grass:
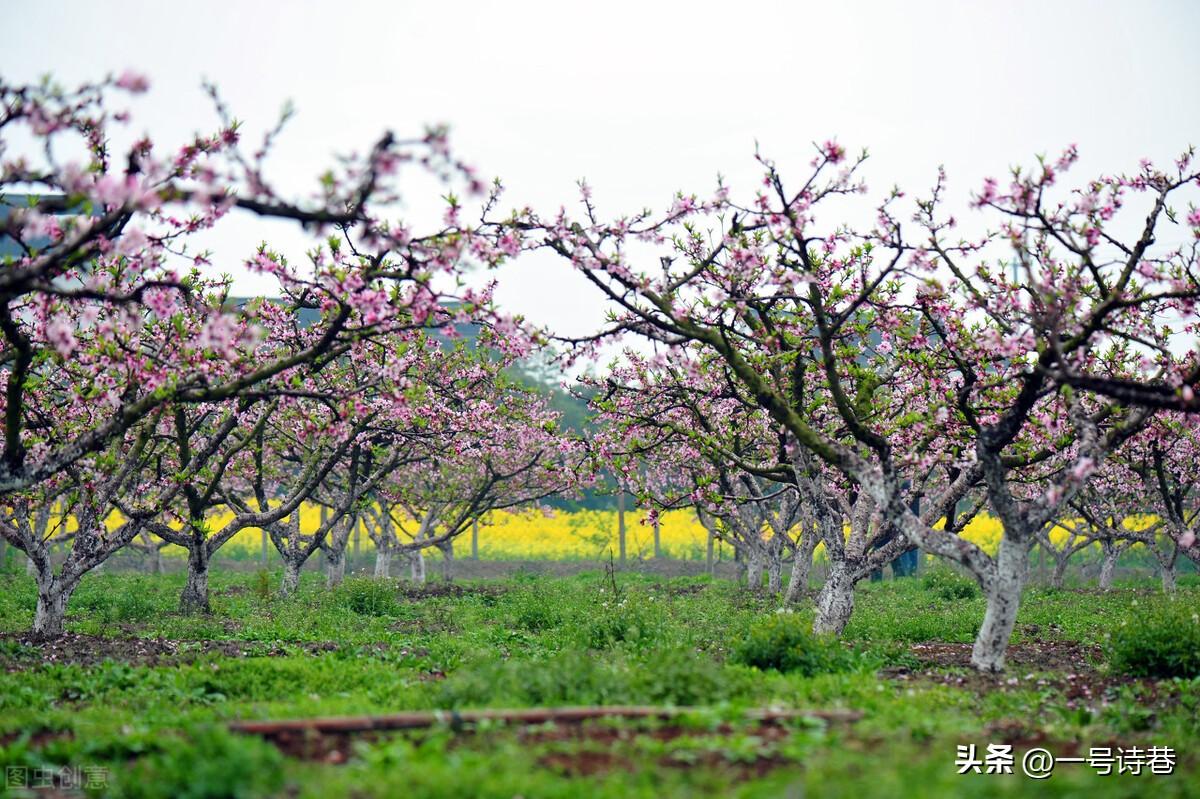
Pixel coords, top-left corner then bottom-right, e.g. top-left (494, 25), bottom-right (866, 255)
top-left (0, 567), bottom-right (1197, 797)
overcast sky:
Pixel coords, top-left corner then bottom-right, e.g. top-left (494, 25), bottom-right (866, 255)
top-left (2, 0), bottom-right (1198, 339)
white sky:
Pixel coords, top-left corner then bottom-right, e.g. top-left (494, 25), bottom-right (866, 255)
top-left (2, 0), bottom-right (1198, 340)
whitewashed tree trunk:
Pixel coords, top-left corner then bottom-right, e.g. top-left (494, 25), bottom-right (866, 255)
top-left (783, 532), bottom-right (819, 605)
top-left (813, 559), bottom-right (856, 635)
top-left (1098, 541), bottom-right (1118, 590)
top-left (180, 544), bottom-right (211, 613)
top-left (33, 572), bottom-right (78, 637)
top-left (374, 547), bottom-right (392, 579)
top-left (411, 548), bottom-right (426, 584)
top-left (745, 545), bottom-right (764, 591)
top-left (1160, 561), bottom-right (1177, 592)
top-left (970, 534), bottom-right (1030, 672)
top-left (326, 549), bottom-right (346, 588)
top-left (765, 538), bottom-right (784, 594)
top-left (280, 557), bottom-right (302, 597)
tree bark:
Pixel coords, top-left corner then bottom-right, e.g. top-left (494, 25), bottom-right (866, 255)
top-left (439, 540), bottom-right (454, 582)
top-left (411, 548), bottom-right (426, 584)
top-left (1050, 554), bottom-right (1069, 589)
top-left (374, 547), bottom-right (391, 579)
top-left (1098, 541), bottom-right (1118, 590)
top-left (970, 534), bottom-right (1030, 673)
top-left (765, 544), bottom-right (783, 594)
top-left (180, 544), bottom-right (211, 614)
top-left (813, 559), bottom-right (856, 635)
top-left (326, 549), bottom-right (346, 589)
top-left (280, 557), bottom-right (302, 597)
top-left (148, 544), bottom-right (163, 575)
top-left (1160, 561), bottom-right (1177, 592)
top-left (745, 545), bottom-right (764, 591)
top-left (783, 533), bottom-right (819, 605)
top-left (33, 572), bottom-right (78, 637)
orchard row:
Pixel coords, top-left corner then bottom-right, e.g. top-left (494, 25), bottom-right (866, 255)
top-left (1, 74), bottom-right (1198, 672)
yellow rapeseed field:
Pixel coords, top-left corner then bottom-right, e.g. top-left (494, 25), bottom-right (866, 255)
top-left (68, 505), bottom-right (1153, 561)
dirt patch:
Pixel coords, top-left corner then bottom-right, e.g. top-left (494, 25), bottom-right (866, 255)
top-left (396, 583), bottom-right (507, 600)
top-left (389, 616), bottom-right (459, 635)
top-left (252, 714), bottom-right (813, 783)
top-left (0, 632), bottom-right (339, 670)
top-left (661, 583), bottom-right (709, 597)
top-left (0, 727), bottom-right (74, 749)
top-left (878, 638), bottom-right (1182, 710)
top-left (904, 639), bottom-right (1103, 672)
top-left (539, 749), bottom-right (635, 776)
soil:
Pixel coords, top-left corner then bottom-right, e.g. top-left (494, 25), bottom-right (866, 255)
top-left (395, 583), bottom-right (507, 600)
top-left (0, 631), bottom-right (339, 670)
top-left (251, 715), bottom-right (811, 781)
top-left (878, 636), bottom-right (1178, 712)
top-left (905, 638), bottom-right (1103, 672)
top-left (0, 726), bottom-right (74, 748)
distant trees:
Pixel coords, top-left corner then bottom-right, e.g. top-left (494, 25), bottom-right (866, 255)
top-left (514, 140), bottom-right (1200, 670)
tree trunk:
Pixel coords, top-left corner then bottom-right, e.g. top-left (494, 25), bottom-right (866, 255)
top-left (1160, 560), bottom-right (1177, 592)
top-left (374, 547), bottom-right (391, 579)
top-left (33, 572), bottom-right (78, 638)
top-left (26, 556), bottom-right (37, 576)
top-left (745, 546), bottom-right (764, 591)
top-left (440, 540), bottom-right (454, 582)
top-left (706, 530), bottom-right (714, 576)
top-left (326, 549), bottom-right (346, 589)
top-left (1050, 555), bottom-right (1069, 589)
top-left (813, 559), bottom-right (856, 635)
top-left (280, 557), bottom-right (302, 597)
top-left (180, 545), bottom-right (211, 614)
top-left (471, 518), bottom-right (479, 560)
top-left (766, 546), bottom-right (783, 594)
top-left (1098, 542), bottom-right (1117, 590)
top-left (411, 548), bottom-right (426, 584)
top-left (783, 534), bottom-right (818, 605)
top-left (970, 534), bottom-right (1029, 673)
top-left (653, 518), bottom-right (662, 559)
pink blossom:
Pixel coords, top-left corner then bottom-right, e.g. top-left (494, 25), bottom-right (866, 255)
top-left (45, 316), bottom-right (78, 359)
top-left (822, 140), bottom-right (846, 164)
top-left (115, 70), bottom-right (150, 93)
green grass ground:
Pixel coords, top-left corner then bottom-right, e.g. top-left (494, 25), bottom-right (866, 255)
top-left (0, 568), bottom-right (1197, 798)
